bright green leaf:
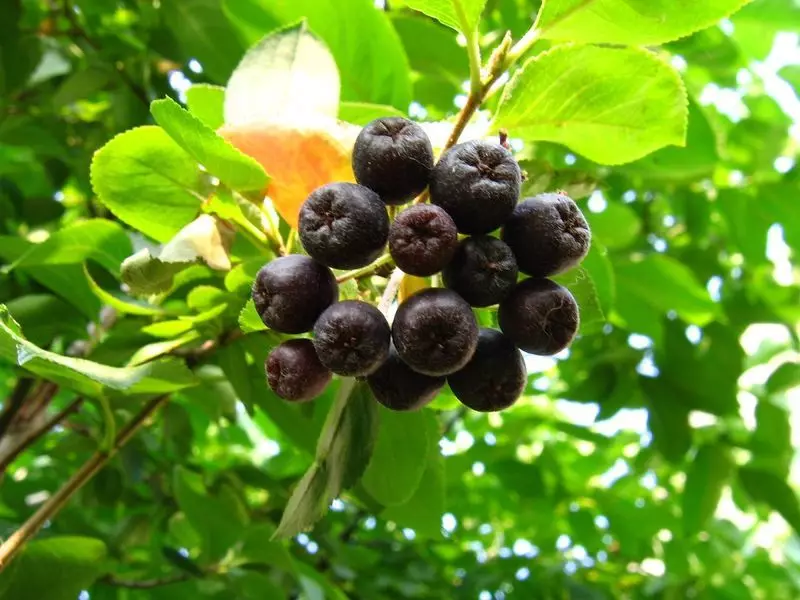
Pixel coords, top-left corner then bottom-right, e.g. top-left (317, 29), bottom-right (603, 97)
top-left (0, 304), bottom-right (195, 397)
top-left (0, 537), bottom-right (107, 600)
top-left (338, 102), bottom-right (406, 125)
top-left (90, 126), bottom-right (203, 243)
top-left (493, 45), bottom-right (688, 165)
top-left (552, 264), bottom-right (605, 334)
top-left (186, 83), bottom-right (226, 130)
top-left (535, 0), bottom-right (752, 46)
top-left (584, 203), bottom-right (641, 250)
top-left (361, 407), bottom-right (431, 507)
top-left (403, 0), bottom-right (487, 33)
top-left (683, 443), bottom-right (734, 536)
top-left (151, 96), bottom-right (268, 191)
top-left (84, 265), bottom-right (167, 316)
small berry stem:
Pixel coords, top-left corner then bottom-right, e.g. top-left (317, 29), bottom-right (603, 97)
top-left (377, 267), bottom-right (406, 316)
top-left (335, 253), bottom-right (394, 284)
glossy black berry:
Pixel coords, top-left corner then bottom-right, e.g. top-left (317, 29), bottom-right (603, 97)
top-left (442, 236), bottom-right (518, 307)
top-left (502, 193), bottom-right (591, 277)
top-left (266, 339), bottom-right (331, 402)
top-left (498, 278), bottom-right (579, 355)
top-left (352, 117), bottom-right (434, 205)
top-left (392, 288), bottom-right (478, 377)
top-left (252, 255), bottom-right (338, 334)
top-left (299, 182), bottom-right (389, 269)
top-left (367, 344), bottom-right (445, 411)
top-left (448, 328), bottom-right (526, 412)
top-left (313, 300), bottom-right (391, 376)
top-left (389, 204), bottom-right (458, 277)
top-left (430, 140), bottom-right (521, 234)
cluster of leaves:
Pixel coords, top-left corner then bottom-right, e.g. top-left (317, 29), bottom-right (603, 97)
top-left (1, 0), bottom-right (800, 598)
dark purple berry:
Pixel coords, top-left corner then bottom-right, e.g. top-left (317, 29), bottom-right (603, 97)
top-left (498, 278), bottom-right (579, 355)
top-left (430, 140), bottom-right (521, 234)
top-left (266, 339), bottom-right (331, 402)
top-left (252, 255), bottom-right (338, 334)
top-left (389, 204), bottom-right (458, 277)
top-left (502, 193), bottom-right (591, 277)
top-left (442, 235), bottom-right (518, 307)
top-left (392, 288), bottom-right (478, 377)
top-left (299, 182), bottom-right (389, 269)
top-left (352, 117), bottom-right (434, 205)
top-left (367, 344), bottom-right (444, 411)
top-left (448, 328), bottom-right (526, 412)
top-left (313, 300), bottom-right (391, 376)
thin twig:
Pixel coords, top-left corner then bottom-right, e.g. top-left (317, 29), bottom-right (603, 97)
top-left (0, 378), bottom-right (34, 439)
top-left (0, 394), bottom-right (171, 570)
top-left (336, 254), bottom-right (393, 284)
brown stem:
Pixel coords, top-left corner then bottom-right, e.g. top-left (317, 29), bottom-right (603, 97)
top-left (0, 397), bottom-right (85, 475)
top-left (0, 378), bottom-right (34, 439)
top-left (0, 394), bottom-right (171, 571)
top-left (99, 572), bottom-right (191, 589)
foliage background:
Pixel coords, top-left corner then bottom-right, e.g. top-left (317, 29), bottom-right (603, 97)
top-left (1, 0), bottom-right (800, 598)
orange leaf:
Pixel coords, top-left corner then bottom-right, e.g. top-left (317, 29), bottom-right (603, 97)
top-left (219, 123), bottom-right (356, 229)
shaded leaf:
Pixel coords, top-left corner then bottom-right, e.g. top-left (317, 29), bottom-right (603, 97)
top-left (683, 443), bottom-right (733, 536)
top-left (739, 466), bottom-right (800, 536)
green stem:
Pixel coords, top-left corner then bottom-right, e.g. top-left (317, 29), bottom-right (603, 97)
top-left (453, 0), bottom-right (483, 95)
top-left (505, 25), bottom-right (541, 67)
top-left (336, 254), bottom-right (393, 283)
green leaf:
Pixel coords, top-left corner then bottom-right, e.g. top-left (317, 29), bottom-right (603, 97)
top-left (151, 97), bottom-right (268, 192)
top-left (766, 361), bottom-right (800, 396)
top-left (84, 265), bottom-right (167, 316)
top-left (5, 294), bottom-right (86, 346)
top-left (751, 401), bottom-right (792, 477)
top-left (91, 126), bottom-right (203, 243)
top-left (739, 466), bottom-right (800, 535)
top-left (584, 203), bottom-right (641, 250)
top-left (0, 537), bottom-right (107, 600)
top-left (361, 407), bottom-right (432, 507)
top-left (160, 0), bottom-right (245, 83)
top-left (320, 379), bottom-right (380, 493)
top-left (224, 21), bottom-right (340, 125)
top-left (7, 219), bottom-right (132, 274)
top-left (173, 466), bottom-right (249, 559)
top-left (239, 300), bottom-right (266, 333)
top-left (186, 84), bottom-right (226, 129)
top-left (273, 463), bottom-right (329, 539)
top-left (0, 304), bottom-right (195, 397)
top-left (614, 255), bottom-right (718, 325)
top-left (535, 0), bottom-right (752, 46)
top-left (552, 264), bottom-right (605, 335)
top-left (225, 0), bottom-right (412, 110)
top-left (218, 340), bottom-right (255, 411)
top-left (382, 412), bottom-right (444, 537)
top-left (403, 0), bottom-right (487, 33)
top-left (493, 45), bottom-right (688, 165)
top-left (121, 215), bottom-right (234, 295)
top-left (683, 443), bottom-right (734, 536)
top-left (643, 378), bottom-right (691, 463)
top-left (338, 102), bottom-right (406, 125)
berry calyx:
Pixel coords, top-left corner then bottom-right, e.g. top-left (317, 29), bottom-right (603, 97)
top-left (252, 255), bottom-right (338, 334)
top-left (430, 140), bottom-right (521, 234)
top-left (498, 278), bottom-right (579, 355)
top-left (442, 235), bottom-right (518, 307)
top-left (502, 192), bottom-right (591, 277)
top-left (392, 288), bottom-right (479, 376)
top-left (367, 344), bottom-right (445, 411)
top-left (352, 116), bottom-right (434, 205)
top-left (266, 339), bottom-right (331, 402)
top-left (313, 300), bottom-right (391, 376)
top-left (389, 204), bottom-right (458, 277)
top-left (299, 182), bottom-right (389, 269)
top-left (448, 328), bottom-right (526, 412)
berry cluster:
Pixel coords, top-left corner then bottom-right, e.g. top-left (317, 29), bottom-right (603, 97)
top-left (253, 116), bottom-right (591, 413)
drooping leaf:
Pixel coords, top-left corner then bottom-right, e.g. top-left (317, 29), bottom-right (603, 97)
top-left (614, 255), bottom-right (718, 325)
top-left (151, 97), bottom-right (268, 192)
top-left (361, 407), bottom-right (432, 507)
top-left (273, 463), bottom-right (329, 539)
top-left (534, 0), bottom-right (752, 46)
top-left (493, 45), bottom-right (688, 165)
top-left (739, 466), bottom-right (800, 536)
top-left (186, 84), bottom-right (226, 130)
top-left (0, 304), bottom-right (195, 397)
top-left (403, 0), bottom-right (488, 33)
top-left (90, 126), bottom-right (203, 242)
top-left (0, 537), bottom-right (107, 600)
top-left (121, 215), bottom-right (235, 295)
top-left (84, 265), bottom-right (168, 316)
top-left (683, 443), bottom-right (734, 536)
top-left (766, 361), bottom-right (800, 396)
